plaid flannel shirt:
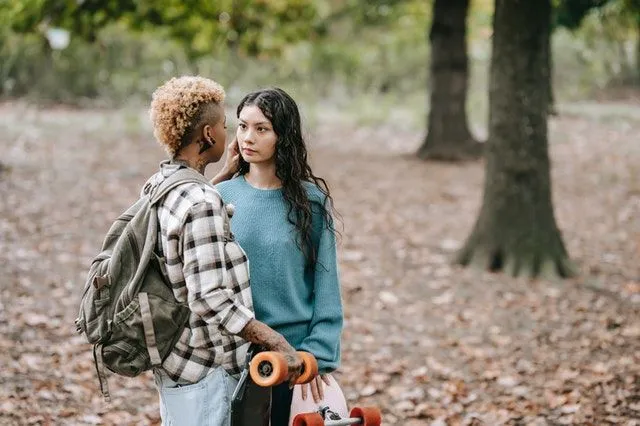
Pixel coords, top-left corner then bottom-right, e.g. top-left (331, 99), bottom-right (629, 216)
top-left (147, 163), bottom-right (254, 383)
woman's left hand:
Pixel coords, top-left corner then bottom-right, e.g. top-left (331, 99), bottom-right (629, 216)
top-left (300, 374), bottom-right (332, 403)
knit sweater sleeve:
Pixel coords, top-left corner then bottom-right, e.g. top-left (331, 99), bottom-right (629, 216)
top-left (299, 209), bottom-right (344, 373)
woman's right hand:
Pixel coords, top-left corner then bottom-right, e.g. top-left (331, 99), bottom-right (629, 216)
top-left (211, 138), bottom-right (240, 185)
top-left (222, 137), bottom-right (240, 176)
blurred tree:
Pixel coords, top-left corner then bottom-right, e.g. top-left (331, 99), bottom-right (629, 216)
top-left (456, 0), bottom-right (576, 279)
top-left (636, 3), bottom-right (640, 80)
top-left (416, 0), bottom-right (482, 161)
top-left (556, 0), bottom-right (640, 82)
top-left (0, 0), bottom-right (319, 58)
top-left (556, 0), bottom-right (611, 28)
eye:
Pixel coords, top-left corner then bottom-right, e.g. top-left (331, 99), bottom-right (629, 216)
top-left (238, 123), bottom-right (247, 130)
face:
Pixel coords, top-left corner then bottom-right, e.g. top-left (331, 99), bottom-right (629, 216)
top-left (237, 105), bottom-right (277, 166)
top-left (203, 105), bottom-right (228, 163)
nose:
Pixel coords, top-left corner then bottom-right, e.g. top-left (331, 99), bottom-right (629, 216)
top-left (240, 128), bottom-right (255, 145)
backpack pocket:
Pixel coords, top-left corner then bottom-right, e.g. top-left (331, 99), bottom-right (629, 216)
top-left (102, 291), bottom-right (190, 377)
top-left (77, 257), bottom-right (113, 344)
top-left (102, 340), bottom-right (147, 377)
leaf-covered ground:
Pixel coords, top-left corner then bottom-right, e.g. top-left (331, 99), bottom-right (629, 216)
top-left (0, 99), bottom-right (638, 425)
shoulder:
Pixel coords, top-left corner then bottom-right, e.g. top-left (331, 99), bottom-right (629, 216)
top-left (303, 181), bottom-right (328, 205)
top-left (215, 176), bottom-right (244, 202)
top-left (163, 181), bottom-right (224, 218)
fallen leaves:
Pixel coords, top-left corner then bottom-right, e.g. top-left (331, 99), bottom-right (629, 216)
top-left (1, 103), bottom-right (639, 424)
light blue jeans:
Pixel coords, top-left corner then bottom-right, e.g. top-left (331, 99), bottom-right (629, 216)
top-left (154, 368), bottom-right (239, 426)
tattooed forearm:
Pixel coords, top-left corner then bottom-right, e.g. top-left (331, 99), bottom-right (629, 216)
top-left (239, 319), bottom-right (303, 379)
top-left (238, 319), bottom-right (293, 352)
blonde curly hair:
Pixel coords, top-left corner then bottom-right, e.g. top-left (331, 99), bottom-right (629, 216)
top-left (149, 76), bottom-right (225, 157)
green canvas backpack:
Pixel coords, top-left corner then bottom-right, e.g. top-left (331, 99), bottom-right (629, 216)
top-left (75, 165), bottom-right (212, 401)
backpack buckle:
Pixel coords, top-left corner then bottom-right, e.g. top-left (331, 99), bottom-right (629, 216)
top-left (225, 203), bottom-right (235, 218)
top-left (143, 181), bottom-right (157, 198)
top-left (74, 317), bottom-right (85, 334)
top-left (93, 274), bottom-right (110, 290)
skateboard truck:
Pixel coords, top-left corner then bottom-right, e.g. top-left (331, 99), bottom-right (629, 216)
top-left (318, 405), bottom-right (342, 420)
top-left (293, 406), bottom-right (382, 426)
top-left (231, 344), bottom-right (259, 408)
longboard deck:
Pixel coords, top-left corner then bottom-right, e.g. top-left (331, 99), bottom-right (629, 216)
top-left (289, 375), bottom-right (348, 425)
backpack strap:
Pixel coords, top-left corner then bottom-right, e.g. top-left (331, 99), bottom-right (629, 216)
top-left (145, 167), bottom-right (232, 238)
top-left (144, 167), bottom-right (212, 206)
top-left (93, 343), bottom-right (111, 402)
top-left (139, 292), bottom-right (163, 366)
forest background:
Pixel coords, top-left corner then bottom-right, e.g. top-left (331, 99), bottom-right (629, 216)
top-left (0, 0), bottom-right (639, 425)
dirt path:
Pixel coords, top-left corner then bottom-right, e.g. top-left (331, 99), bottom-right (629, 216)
top-left (0, 102), bottom-right (638, 425)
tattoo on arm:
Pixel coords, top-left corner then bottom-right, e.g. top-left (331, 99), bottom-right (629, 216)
top-left (238, 319), bottom-right (291, 352)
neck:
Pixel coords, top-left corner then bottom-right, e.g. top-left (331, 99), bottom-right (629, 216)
top-left (174, 146), bottom-right (207, 174)
top-left (245, 163), bottom-right (281, 189)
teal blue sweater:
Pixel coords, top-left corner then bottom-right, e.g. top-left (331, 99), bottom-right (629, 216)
top-left (216, 176), bottom-right (343, 373)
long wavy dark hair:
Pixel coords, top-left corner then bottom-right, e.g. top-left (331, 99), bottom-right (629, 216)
top-left (236, 87), bottom-right (337, 269)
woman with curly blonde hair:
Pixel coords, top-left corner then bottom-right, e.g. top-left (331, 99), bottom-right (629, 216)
top-left (146, 76), bottom-right (302, 426)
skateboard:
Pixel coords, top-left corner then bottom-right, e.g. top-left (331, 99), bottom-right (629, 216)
top-left (230, 346), bottom-right (319, 425)
top-left (233, 347), bottom-right (382, 426)
top-left (245, 351), bottom-right (382, 426)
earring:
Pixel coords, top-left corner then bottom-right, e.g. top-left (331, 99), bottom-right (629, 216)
top-left (198, 138), bottom-right (211, 154)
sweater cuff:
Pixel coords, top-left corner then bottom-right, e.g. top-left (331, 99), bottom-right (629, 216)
top-left (298, 342), bottom-right (340, 374)
top-left (317, 359), bottom-right (339, 375)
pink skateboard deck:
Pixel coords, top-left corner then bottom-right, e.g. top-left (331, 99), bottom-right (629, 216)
top-left (288, 375), bottom-right (348, 425)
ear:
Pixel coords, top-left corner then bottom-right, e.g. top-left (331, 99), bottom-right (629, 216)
top-left (202, 124), bottom-right (215, 144)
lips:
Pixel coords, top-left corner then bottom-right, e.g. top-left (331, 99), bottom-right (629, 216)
top-left (242, 148), bottom-right (256, 155)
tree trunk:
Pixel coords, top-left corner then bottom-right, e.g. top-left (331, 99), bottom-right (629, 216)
top-left (636, 15), bottom-right (640, 83)
top-left (455, 0), bottom-right (576, 279)
top-left (543, 21), bottom-right (557, 115)
top-left (417, 0), bottom-right (482, 161)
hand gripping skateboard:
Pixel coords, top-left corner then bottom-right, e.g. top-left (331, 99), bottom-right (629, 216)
top-left (232, 347), bottom-right (382, 426)
top-left (230, 346), bottom-right (319, 422)
top-left (247, 351), bottom-right (382, 426)
top-left (249, 350), bottom-right (319, 386)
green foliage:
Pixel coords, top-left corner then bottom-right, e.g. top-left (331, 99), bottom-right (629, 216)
top-left (555, 0), bottom-right (640, 29)
top-left (556, 0), bottom-right (612, 29)
top-left (0, 24), bottom-right (193, 105)
top-left (0, 0), bottom-right (637, 111)
top-left (1, 0), bottom-right (320, 58)
top-left (553, 0), bottom-right (639, 89)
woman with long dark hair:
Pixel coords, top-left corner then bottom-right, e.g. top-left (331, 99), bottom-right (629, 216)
top-left (216, 87), bottom-right (343, 425)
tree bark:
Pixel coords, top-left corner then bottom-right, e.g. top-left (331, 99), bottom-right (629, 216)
top-left (417, 0), bottom-right (482, 162)
top-left (543, 19), bottom-right (557, 115)
top-left (636, 15), bottom-right (640, 83)
top-left (455, 0), bottom-right (576, 279)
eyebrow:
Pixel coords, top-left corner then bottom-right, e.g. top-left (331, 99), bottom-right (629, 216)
top-left (239, 119), bottom-right (271, 126)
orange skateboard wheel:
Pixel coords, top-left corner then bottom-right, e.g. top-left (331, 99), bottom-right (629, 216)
top-left (350, 406), bottom-right (382, 426)
top-left (249, 351), bottom-right (288, 387)
top-left (292, 413), bottom-right (324, 426)
top-left (296, 352), bottom-right (319, 384)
